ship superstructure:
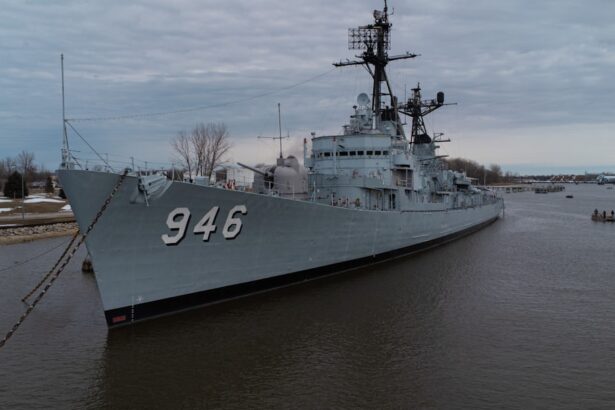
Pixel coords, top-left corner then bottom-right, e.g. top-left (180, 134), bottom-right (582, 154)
top-left (306, 83), bottom-right (483, 212)
top-left (58, 2), bottom-right (503, 326)
top-left (293, 1), bottom-right (490, 213)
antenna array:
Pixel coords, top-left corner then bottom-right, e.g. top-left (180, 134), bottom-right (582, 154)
top-left (348, 28), bottom-right (390, 50)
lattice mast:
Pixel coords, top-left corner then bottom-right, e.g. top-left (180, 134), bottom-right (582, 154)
top-left (398, 84), bottom-right (455, 144)
top-left (334, 1), bottom-right (417, 133)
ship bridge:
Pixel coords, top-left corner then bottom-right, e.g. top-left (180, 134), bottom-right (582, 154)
top-left (305, 94), bottom-right (422, 211)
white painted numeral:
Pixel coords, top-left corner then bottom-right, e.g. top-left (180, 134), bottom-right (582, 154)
top-left (222, 205), bottom-right (247, 240)
top-left (163, 205), bottom-right (247, 245)
top-left (162, 207), bottom-right (191, 245)
top-left (193, 206), bottom-right (219, 241)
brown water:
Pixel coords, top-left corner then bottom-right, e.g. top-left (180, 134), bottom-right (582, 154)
top-left (1, 184), bottom-right (614, 409)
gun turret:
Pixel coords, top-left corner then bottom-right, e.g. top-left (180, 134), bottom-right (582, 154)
top-left (237, 162), bottom-right (267, 176)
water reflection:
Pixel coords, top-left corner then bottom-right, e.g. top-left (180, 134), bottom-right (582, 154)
top-left (3, 185), bottom-right (615, 408)
top-left (97, 253), bottom-right (462, 408)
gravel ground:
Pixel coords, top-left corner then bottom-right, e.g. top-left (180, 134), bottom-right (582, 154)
top-left (0, 223), bottom-right (78, 244)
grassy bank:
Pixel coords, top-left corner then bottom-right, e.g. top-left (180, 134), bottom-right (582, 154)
top-left (0, 193), bottom-right (70, 216)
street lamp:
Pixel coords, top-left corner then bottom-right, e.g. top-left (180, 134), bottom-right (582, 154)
top-left (21, 168), bottom-right (25, 220)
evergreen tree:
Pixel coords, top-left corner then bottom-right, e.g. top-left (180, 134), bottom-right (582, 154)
top-left (45, 175), bottom-right (55, 193)
top-left (3, 171), bottom-right (28, 199)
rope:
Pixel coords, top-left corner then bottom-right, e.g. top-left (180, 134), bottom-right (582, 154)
top-left (0, 169), bottom-right (129, 350)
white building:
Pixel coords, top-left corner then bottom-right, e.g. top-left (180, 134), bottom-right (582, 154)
top-left (212, 163), bottom-right (254, 189)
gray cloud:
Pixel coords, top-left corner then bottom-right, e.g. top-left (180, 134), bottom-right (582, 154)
top-left (1, 0), bottom-right (614, 174)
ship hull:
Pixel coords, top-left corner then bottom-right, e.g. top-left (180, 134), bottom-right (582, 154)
top-left (58, 169), bottom-right (503, 327)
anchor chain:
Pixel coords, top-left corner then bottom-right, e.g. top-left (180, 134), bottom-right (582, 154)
top-left (0, 169), bottom-right (129, 349)
top-left (20, 231), bottom-right (79, 302)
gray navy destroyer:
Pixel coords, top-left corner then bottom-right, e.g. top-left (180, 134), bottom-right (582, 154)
top-left (59, 2), bottom-right (504, 326)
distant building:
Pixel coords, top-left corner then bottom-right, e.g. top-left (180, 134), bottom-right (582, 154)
top-left (212, 163), bottom-right (254, 188)
top-left (30, 180), bottom-right (47, 189)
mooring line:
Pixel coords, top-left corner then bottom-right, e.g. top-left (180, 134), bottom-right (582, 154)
top-left (20, 231), bottom-right (79, 302)
top-left (0, 237), bottom-right (72, 274)
top-left (1, 234), bottom-right (85, 349)
top-left (0, 170), bottom-right (129, 350)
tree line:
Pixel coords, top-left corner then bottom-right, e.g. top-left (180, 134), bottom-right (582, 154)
top-left (446, 157), bottom-right (516, 185)
top-left (0, 151), bottom-right (54, 198)
top-left (0, 150), bottom-right (55, 198)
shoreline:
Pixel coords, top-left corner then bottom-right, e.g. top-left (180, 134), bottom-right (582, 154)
top-left (0, 223), bottom-right (78, 245)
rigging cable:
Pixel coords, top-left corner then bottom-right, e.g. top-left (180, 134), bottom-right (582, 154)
top-left (66, 68), bottom-right (336, 123)
top-left (65, 121), bottom-right (114, 171)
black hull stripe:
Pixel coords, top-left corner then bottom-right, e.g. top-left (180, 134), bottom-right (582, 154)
top-left (105, 216), bottom-right (499, 327)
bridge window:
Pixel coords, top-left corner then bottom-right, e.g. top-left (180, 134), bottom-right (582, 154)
top-left (357, 151), bottom-right (364, 155)
top-left (383, 151), bottom-right (389, 155)
top-left (340, 151), bottom-right (348, 157)
top-left (349, 151), bottom-right (356, 156)
top-left (324, 152), bottom-right (331, 157)
top-left (366, 150), bottom-right (373, 155)
top-left (375, 150), bottom-right (382, 155)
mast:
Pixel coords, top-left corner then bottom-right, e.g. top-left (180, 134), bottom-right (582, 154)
top-left (334, 1), bottom-right (416, 131)
top-left (61, 54), bottom-right (70, 168)
top-left (398, 84), bottom-right (454, 144)
top-left (257, 103), bottom-right (289, 164)
top-left (277, 102), bottom-right (283, 159)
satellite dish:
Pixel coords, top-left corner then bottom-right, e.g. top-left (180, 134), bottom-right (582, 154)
top-left (357, 93), bottom-right (370, 107)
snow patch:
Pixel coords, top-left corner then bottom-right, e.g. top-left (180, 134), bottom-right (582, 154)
top-left (0, 208), bottom-right (13, 213)
top-left (61, 204), bottom-right (72, 212)
top-left (24, 197), bottom-right (64, 204)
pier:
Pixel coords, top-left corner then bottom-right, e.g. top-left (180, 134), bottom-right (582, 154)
top-left (483, 184), bottom-right (566, 194)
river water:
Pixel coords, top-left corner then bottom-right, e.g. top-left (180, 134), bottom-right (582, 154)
top-left (0, 184), bottom-right (614, 409)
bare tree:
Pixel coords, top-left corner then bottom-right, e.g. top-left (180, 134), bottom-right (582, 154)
top-left (166, 167), bottom-right (184, 181)
top-left (204, 122), bottom-right (232, 178)
top-left (38, 164), bottom-right (49, 175)
top-left (446, 157), bottom-right (505, 184)
top-left (171, 131), bottom-right (194, 179)
top-left (17, 150), bottom-right (36, 180)
top-left (171, 122), bottom-right (231, 180)
top-left (190, 123), bottom-right (208, 177)
top-left (0, 159), bottom-right (6, 181)
top-left (488, 164), bottom-right (502, 184)
top-left (3, 156), bottom-right (16, 175)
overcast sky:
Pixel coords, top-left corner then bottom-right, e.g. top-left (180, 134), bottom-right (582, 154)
top-left (1, 0), bottom-right (614, 174)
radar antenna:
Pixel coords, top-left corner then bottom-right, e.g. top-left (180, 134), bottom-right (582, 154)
top-left (334, 1), bottom-right (417, 134)
top-left (398, 83), bottom-right (457, 144)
